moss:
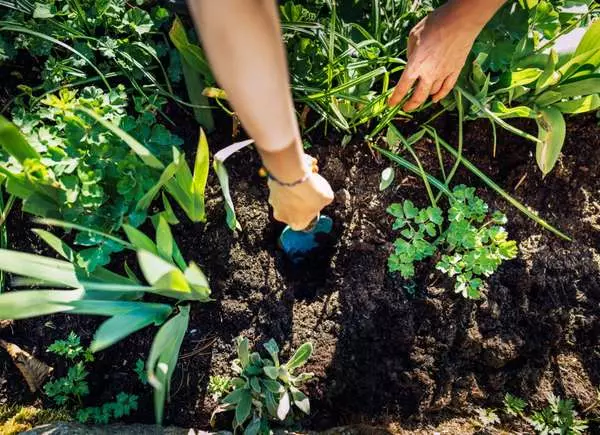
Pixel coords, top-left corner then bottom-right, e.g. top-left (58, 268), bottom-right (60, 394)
top-left (0, 404), bottom-right (71, 434)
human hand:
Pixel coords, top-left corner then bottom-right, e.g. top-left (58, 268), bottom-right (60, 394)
top-left (388, 2), bottom-right (483, 111)
top-left (268, 170), bottom-right (334, 231)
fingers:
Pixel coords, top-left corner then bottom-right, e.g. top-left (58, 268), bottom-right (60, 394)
top-left (432, 72), bottom-right (458, 103)
top-left (287, 214), bottom-right (319, 231)
top-left (403, 77), bottom-right (432, 112)
top-left (388, 68), bottom-right (416, 107)
top-left (430, 78), bottom-right (444, 97)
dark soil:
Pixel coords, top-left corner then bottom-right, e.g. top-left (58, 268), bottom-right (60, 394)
top-left (1, 107), bottom-right (599, 433)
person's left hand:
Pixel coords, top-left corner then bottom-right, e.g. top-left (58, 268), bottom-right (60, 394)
top-left (388, 3), bottom-right (481, 111)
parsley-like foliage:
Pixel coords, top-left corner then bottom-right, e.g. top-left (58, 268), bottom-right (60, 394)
top-left (387, 185), bottom-right (518, 299)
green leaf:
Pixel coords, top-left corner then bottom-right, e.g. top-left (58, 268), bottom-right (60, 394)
top-left (285, 342), bottom-right (313, 371)
top-left (262, 379), bottom-right (283, 394)
top-left (33, 2), bottom-right (55, 18)
top-left (535, 76), bottom-right (600, 106)
top-left (147, 305), bottom-right (189, 424)
top-left (156, 215), bottom-right (174, 261)
top-left (180, 57), bottom-right (215, 132)
top-left (33, 229), bottom-right (75, 262)
top-left (0, 288), bottom-right (84, 320)
top-left (495, 68), bottom-right (542, 93)
top-left (379, 167), bottom-right (394, 191)
top-left (553, 94), bottom-right (600, 114)
top-left (90, 304), bottom-right (172, 352)
top-left (192, 128), bottom-right (210, 218)
top-left (222, 388), bottom-right (247, 405)
top-left (237, 336), bottom-right (250, 367)
top-left (290, 386), bottom-right (310, 414)
top-left (535, 106), bottom-right (566, 175)
top-left (123, 225), bottom-right (158, 255)
top-left (161, 193), bottom-right (180, 225)
top-left (235, 390), bottom-right (252, 426)
top-left (265, 390), bottom-right (278, 417)
top-left (137, 160), bottom-right (179, 211)
top-left (403, 201), bottom-right (419, 219)
top-left (183, 263), bottom-right (211, 302)
top-left (277, 391), bottom-right (291, 421)
top-left (249, 376), bottom-right (261, 393)
top-left (535, 49), bottom-right (559, 94)
top-left (490, 101), bottom-right (536, 119)
top-left (386, 124), bottom-right (402, 149)
top-left (244, 416), bottom-right (261, 435)
top-left (213, 140), bottom-right (254, 231)
top-left (263, 339), bottom-right (280, 367)
top-left (263, 366), bottom-right (279, 380)
top-left (168, 16), bottom-right (213, 78)
top-left (573, 20), bottom-right (600, 59)
top-left (0, 115), bottom-right (40, 163)
top-left (0, 249), bottom-right (79, 288)
top-left (76, 107), bottom-right (164, 170)
top-left (123, 8), bottom-right (154, 36)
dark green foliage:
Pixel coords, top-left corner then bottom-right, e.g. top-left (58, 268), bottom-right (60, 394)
top-left (75, 392), bottom-right (138, 424)
top-left (2, 85), bottom-right (181, 271)
top-left (529, 393), bottom-right (588, 435)
top-left (44, 361), bottom-right (89, 406)
top-left (388, 186), bottom-right (518, 299)
top-left (134, 358), bottom-right (148, 385)
top-left (0, 0), bottom-right (178, 93)
top-left (44, 333), bottom-right (138, 424)
top-left (504, 393), bottom-right (527, 417)
top-left (47, 331), bottom-right (94, 362)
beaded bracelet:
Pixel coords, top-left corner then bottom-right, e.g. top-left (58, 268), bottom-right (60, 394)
top-left (259, 158), bottom-right (319, 187)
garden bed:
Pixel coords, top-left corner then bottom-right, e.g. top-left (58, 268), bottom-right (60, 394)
top-left (1, 107), bottom-right (599, 432)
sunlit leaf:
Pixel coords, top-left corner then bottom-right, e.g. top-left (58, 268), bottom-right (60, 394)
top-left (147, 305), bottom-right (189, 424)
top-left (535, 106), bottom-right (566, 176)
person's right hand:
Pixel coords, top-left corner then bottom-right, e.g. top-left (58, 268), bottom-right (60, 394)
top-left (268, 173), bottom-right (334, 231)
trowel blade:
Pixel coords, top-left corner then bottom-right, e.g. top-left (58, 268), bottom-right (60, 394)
top-left (279, 215), bottom-right (333, 262)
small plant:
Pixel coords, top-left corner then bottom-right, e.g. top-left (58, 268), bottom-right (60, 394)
top-left (504, 392), bottom-right (527, 417)
top-left (44, 361), bottom-right (89, 406)
top-left (134, 358), bottom-right (148, 385)
top-left (208, 375), bottom-right (232, 401)
top-left (212, 337), bottom-right (314, 434)
top-left (387, 185), bottom-right (518, 299)
top-left (43, 334), bottom-right (138, 424)
top-left (47, 331), bottom-right (94, 363)
top-left (75, 392), bottom-right (138, 425)
top-left (472, 407), bottom-right (500, 430)
top-left (529, 393), bottom-right (588, 435)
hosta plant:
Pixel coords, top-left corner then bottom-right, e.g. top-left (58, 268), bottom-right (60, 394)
top-left (212, 337), bottom-right (314, 434)
top-left (0, 218), bottom-right (209, 423)
top-left (387, 185), bottom-right (518, 299)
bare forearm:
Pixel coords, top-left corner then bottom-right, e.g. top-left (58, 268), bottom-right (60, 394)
top-left (189, 1), bottom-right (302, 157)
top-left (444, 0), bottom-right (507, 32)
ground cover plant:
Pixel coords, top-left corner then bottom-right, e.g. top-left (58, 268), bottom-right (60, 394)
top-left (0, 0), bottom-right (598, 433)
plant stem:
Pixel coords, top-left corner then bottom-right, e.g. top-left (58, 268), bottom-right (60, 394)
top-left (445, 90), bottom-right (464, 186)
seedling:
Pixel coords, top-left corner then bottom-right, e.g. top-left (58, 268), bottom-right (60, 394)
top-left (212, 337), bottom-right (314, 434)
top-left (208, 375), bottom-right (232, 402)
top-left (44, 333), bottom-right (138, 424)
top-left (388, 185), bottom-right (518, 299)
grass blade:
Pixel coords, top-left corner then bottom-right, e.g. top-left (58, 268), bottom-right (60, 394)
top-left (423, 127), bottom-right (570, 240)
